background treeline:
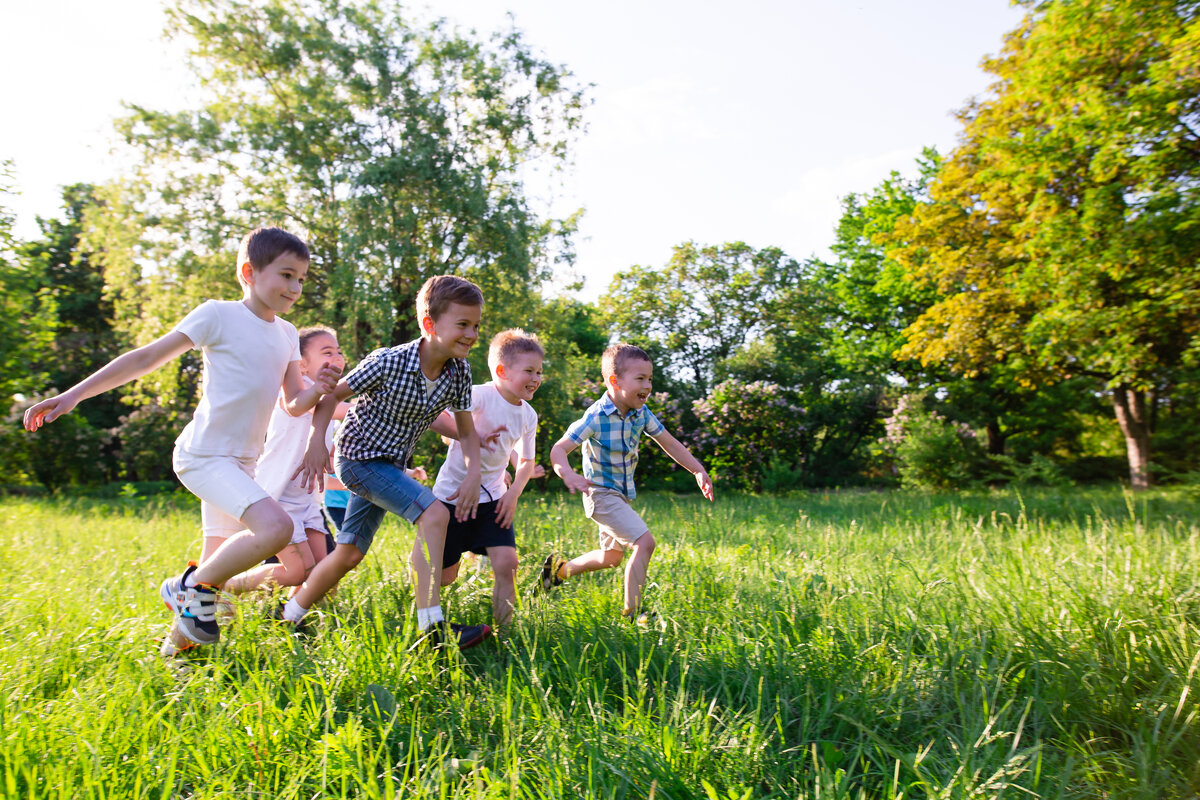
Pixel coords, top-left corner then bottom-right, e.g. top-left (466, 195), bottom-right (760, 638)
top-left (2, 0), bottom-right (1198, 494)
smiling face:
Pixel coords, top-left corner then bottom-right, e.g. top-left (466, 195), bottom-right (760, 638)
top-left (422, 301), bottom-right (482, 361)
top-left (242, 251), bottom-right (308, 321)
top-left (608, 357), bottom-right (653, 414)
top-left (299, 332), bottom-right (345, 381)
top-left (494, 351), bottom-right (544, 405)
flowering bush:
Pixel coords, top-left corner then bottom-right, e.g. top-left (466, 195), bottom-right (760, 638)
top-left (879, 394), bottom-right (987, 489)
top-left (692, 380), bottom-right (807, 491)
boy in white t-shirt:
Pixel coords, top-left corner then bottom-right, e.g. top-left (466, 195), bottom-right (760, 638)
top-left (23, 227), bottom-right (338, 650)
top-left (431, 329), bottom-right (543, 627)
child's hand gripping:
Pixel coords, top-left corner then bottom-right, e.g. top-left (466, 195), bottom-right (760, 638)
top-left (446, 480), bottom-right (480, 522)
top-left (314, 361), bottom-right (342, 394)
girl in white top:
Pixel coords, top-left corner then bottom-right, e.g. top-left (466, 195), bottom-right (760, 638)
top-left (224, 326), bottom-right (348, 594)
top-left (22, 228), bottom-right (338, 651)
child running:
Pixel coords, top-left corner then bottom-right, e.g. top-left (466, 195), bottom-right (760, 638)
top-left (430, 329), bottom-right (543, 629)
top-left (23, 227), bottom-right (336, 649)
top-left (544, 343), bottom-right (714, 624)
top-left (287, 275), bottom-right (490, 650)
top-left (222, 325), bottom-right (347, 596)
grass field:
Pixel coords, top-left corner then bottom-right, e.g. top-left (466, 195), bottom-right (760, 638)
top-left (1, 487), bottom-right (1199, 798)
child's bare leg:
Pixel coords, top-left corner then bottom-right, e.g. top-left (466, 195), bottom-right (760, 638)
top-left (622, 532), bottom-right (657, 613)
top-left (487, 546), bottom-right (519, 627)
top-left (562, 548), bottom-right (624, 578)
top-left (191, 498), bottom-right (292, 587)
top-left (292, 543), bottom-right (363, 609)
top-left (410, 502), bottom-right (449, 611)
top-left (440, 562), bottom-right (461, 587)
top-left (305, 529), bottom-right (328, 567)
top-left (225, 543), bottom-right (312, 594)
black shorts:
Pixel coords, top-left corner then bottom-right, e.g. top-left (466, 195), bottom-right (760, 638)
top-left (441, 499), bottom-right (517, 568)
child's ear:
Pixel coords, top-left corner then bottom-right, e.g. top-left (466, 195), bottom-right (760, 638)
top-left (496, 363), bottom-right (506, 378)
top-left (240, 260), bottom-right (255, 285)
top-left (421, 316), bottom-right (435, 335)
top-left (609, 375), bottom-right (618, 386)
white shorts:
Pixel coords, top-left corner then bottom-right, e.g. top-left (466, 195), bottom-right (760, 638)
top-left (173, 448), bottom-right (270, 539)
top-left (278, 490), bottom-right (328, 546)
top-left (583, 487), bottom-right (649, 552)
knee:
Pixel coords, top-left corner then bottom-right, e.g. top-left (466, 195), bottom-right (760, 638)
top-left (419, 502), bottom-right (449, 532)
top-left (636, 532), bottom-right (656, 556)
top-left (440, 564), bottom-right (459, 587)
top-left (491, 551), bottom-right (519, 583)
top-left (335, 545), bottom-right (365, 571)
top-left (603, 549), bottom-right (625, 568)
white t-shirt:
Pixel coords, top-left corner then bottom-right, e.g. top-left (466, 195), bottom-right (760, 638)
top-left (433, 382), bottom-right (538, 504)
top-left (173, 300), bottom-right (300, 459)
top-left (255, 376), bottom-right (336, 503)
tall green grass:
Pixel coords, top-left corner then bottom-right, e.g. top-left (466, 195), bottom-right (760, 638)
top-left (1, 488), bottom-right (1198, 798)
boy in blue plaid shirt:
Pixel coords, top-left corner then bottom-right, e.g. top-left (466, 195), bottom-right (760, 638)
top-left (289, 275), bottom-right (491, 650)
top-left (545, 344), bottom-right (714, 623)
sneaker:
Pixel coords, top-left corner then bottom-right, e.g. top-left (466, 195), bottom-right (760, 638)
top-left (623, 608), bottom-right (658, 628)
top-left (421, 621), bottom-right (492, 651)
top-left (160, 562), bottom-right (220, 645)
top-left (540, 554), bottom-right (565, 593)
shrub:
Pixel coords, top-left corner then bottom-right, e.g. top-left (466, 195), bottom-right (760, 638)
top-left (692, 380), bottom-right (807, 491)
top-left (879, 394), bottom-right (987, 490)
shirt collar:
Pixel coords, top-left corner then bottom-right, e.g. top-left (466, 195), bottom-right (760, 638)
top-left (400, 339), bottom-right (461, 379)
top-left (598, 392), bottom-right (635, 419)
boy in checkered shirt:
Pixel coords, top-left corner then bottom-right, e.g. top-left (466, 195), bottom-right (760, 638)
top-left (288, 275), bottom-right (490, 650)
top-left (544, 343), bottom-right (714, 624)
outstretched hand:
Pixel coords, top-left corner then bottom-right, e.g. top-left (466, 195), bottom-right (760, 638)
top-left (24, 393), bottom-right (79, 432)
top-left (695, 469), bottom-right (715, 501)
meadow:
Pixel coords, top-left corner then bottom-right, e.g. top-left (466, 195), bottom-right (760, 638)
top-left (1, 487), bottom-right (1198, 799)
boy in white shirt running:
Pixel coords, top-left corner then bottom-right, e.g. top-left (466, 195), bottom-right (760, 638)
top-left (431, 329), bottom-right (543, 628)
top-left (23, 227), bottom-right (337, 650)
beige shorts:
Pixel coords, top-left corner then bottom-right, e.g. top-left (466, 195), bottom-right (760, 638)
top-left (583, 487), bottom-right (649, 552)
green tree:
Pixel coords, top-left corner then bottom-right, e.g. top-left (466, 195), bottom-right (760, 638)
top-left (600, 242), bottom-right (813, 399)
top-left (85, 0), bottom-right (588, 380)
top-left (893, 0), bottom-right (1200, 489)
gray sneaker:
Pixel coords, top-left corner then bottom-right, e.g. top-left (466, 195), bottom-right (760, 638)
top-left (160, 562), bottom-right (220, 645)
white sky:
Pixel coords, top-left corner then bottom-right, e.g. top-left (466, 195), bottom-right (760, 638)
top-left (0, 0), bottom-right (1025, 301)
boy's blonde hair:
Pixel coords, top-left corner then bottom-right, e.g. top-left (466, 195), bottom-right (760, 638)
top-left (236, 227), bottom-right (310, 288)
top-left (416, 275), bottom-right (484, 323)
top-left (488, 329), bottom-right (544, 379)
top-left (297, 324), bottom-right (337, 357)
top-left (601, 343), bottom-right (651, 383)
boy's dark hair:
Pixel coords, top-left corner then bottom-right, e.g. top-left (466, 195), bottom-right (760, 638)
top-left (488, 328), bottom-right (544, 377)
top-left (237, 227), bottom-right (310, 286)
top-left (297, 325), bottom-right (337, 356)
top-left (601, 343), bottom-right (651, 382)
top-left (416, 275), bottom-right (484, 322)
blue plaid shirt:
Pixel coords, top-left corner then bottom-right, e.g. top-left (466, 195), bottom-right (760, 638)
top-left (566, 393), bottom-right (665, 500)
top-left (335, 340), bottom-right (472, 464)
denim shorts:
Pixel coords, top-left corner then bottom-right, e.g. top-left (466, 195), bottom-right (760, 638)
top-left (335, 456), bottom-right (438, 555)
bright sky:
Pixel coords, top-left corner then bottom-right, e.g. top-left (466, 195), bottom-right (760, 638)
top-left (0, 0), bottom-right (1025, 301)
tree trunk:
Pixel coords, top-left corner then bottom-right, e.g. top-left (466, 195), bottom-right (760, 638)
top-left (1111, 385), bottom-right (1151, 490)
top-left (985, 419), bottom-right (1006, 456)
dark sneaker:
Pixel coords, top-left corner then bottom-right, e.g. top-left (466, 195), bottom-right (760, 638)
top-left (421, 621), bottom-right (492, 651)
top-left (160, 562), bottom-right (220, 645)
top-left (540, 554), bottom-right (565, 593)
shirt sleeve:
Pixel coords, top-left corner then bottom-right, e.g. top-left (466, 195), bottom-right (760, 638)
top-left (643, 409), bottom-right (666, 437)
top-left (516, 408), bottom-right (538, 460)
top-left (448, 360), bottom-right (473, 413)
top-left (285, 322), bottom-right (300, 363)
top-left (344, 347), bottom-right (390, 395)
top-left (172, 300), bottom-right (219, 349)
top-left (565, 409), bottom-right (597, 444)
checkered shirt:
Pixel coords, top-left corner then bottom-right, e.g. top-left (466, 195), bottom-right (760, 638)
top-left (565, 393), bottom-right (665, 500)
top-left (335, 340), bottom-right (473, 464)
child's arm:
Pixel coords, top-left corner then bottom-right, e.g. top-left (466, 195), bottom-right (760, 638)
top-left (550, 435), bottom-right (593, 495)
top-left (443, 410), bottom-right (481, 521)
top-left (496, 456), bottom-right (536, 528)
top-left (649, 430), bottom-right (715, 501)
top-left (281, 360), bottom-right (342, 417)
top-left (24, 332), bottom-right (194, 431)
top-left (294, 379), bottom-right (354, 491)
top-left (429, 410), bottom-right (507, 451)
